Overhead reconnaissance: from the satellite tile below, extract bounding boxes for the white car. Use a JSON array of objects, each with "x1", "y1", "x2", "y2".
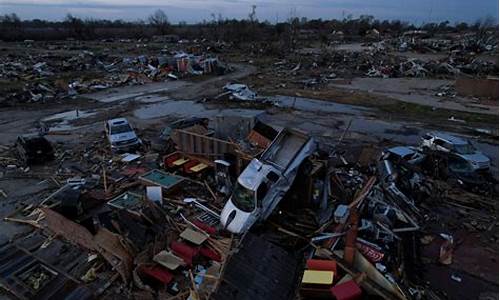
[
  {"x1": 105, "y1": 118, "x2": 142, "y2": 152},
  {"x1": 421, "y1": 132, "x2": 490, "y2": 170}
]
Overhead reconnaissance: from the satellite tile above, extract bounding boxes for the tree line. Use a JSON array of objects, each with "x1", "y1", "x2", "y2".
[{"x1": 0, "y1": 9, "x2": 496, "y2": 42}]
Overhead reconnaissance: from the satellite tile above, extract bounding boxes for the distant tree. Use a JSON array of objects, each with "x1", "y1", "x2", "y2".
[
  {"x1": 1, "y1": 13, "x2": 22, "y2": 32},
  {"x1": 0, "y1": 13, "x2": 489, "y2": 43},
  {"x1": 389, "y1": 20, "x2": 408, "y2": 34},
  {"x1": 1, "y1": 13, "x2": 21, "y2": 26},
  {"x1": 358, "y1": 15, "x2": 374, "y2": 35},
  {"x1": 148, "y1": 9, "x2": 170, "y2": 34},
  {"x1": 64, "y1": 13, "x2": 85, "y2": 39},
  {"x1": 474, "y1": 16, "x2": 496, "y2": 29},
  {"x1": 438, "y1": 20, "x2": 450, "y2": 31},
  {"x1": 84, "y1": 18, "x2": 98, "y2": 39},
  {"x1": 360, "y1": 15, "x2": 374, "y2": 24},
  {"x1": 455, "y1": 22, "x2": 469, "y2": 32},
  {"x1": 112, "y1": 19, "x2": 125, "y2": 27},
  {"x1": 249, "y1": 5, "x2": 257, "y2": 23},
  {"x1": 0, "y1": 13, "x2": 23, "y2": 40},
  {"x1": 474, "y1": 16, "x2": 497, "y2": 45},
  {"x1": 131, "y1": 20, "x2": 147, "y2": 39},
  {"x1": 422, "y1": 22, "x2": 437, "y2": 33}
]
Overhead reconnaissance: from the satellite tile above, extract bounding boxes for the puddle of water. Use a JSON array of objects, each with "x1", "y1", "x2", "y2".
[
  {"x1": 100, "y1": 91, "x2": 145, "y2": 103},
  {"x1": 263, "y1": 110, "x2": 499, "y2": 177},
  {"x1": 42, "y1": 110, "x2": 96, "y2": 122},
  {"x1": 271, "y1": 95, "x2": 370, "y2": 115},
  {"x1": 42, "y1": 109, "x2": 97, "y2": 132},
  {"x1": 133, "y1": 100, "x2": 263, "y2": 119},
  {"x1": 137, "y1": 95, "x2": 170, "y2": 103},
  {"x1": 132, "y1": 97, "x2": 498, "y2": 177},
  {"x1": 49, "y1": 124, "x2": 84, "y2": 131},
  {"x1": 88, "y1": 80, "x2": 187, "y2": 103},
  {"x1": 135, "y1": 95, "x2": 370, "y2": 120}
]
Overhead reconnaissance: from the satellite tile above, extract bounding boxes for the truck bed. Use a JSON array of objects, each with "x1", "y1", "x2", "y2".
[{"x1": 261, "y1": 129, "x2": 309, "y2": 171}]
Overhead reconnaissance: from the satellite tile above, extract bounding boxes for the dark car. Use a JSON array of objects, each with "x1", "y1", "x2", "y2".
[
  {"x1": 447, "y1": 154, "x2": 494, "y2": 194},
  {"x1": 15, "y1": 135, "x2": 54, "y2": 165}
]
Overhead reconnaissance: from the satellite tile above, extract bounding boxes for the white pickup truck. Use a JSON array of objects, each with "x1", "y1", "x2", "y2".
[
  {"x1": 421, "y1": 132, "x2": 490, "y2": 171},
  {"x1": 220, "y1": 128, "x2": 316, "y2": 234},
  {"x1": 105, "y1": 118, "x2": 142, "y2": 153}
]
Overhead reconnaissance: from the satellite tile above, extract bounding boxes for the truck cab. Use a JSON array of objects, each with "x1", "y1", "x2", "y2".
[
  {"x1": 221, "y1": 128, "x2": 316, "y2": 234},
  {"x1": 220, "y1": 159, "x2": 282, "y2": 233}
]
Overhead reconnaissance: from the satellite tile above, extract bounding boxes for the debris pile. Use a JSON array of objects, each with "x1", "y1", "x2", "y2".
[
  {"x1": 0, "y1": 49, "x2": 230, "y2": 105},
  {"x1": 246, "y1": 30, "x2": 498, "y2": 94},
  {"x1": 291, "y1": 46, "x2": 497, "y2": 80},
  {"x1": 0, "y1": 114, "x2": 495, "y2": 300},
  {"x1": 287, "y1": 139, "x2": 496, "y2": 299}
]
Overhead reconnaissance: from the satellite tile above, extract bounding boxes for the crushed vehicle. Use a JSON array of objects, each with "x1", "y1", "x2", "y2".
[
  {"x1": 15, "y1": 134, "x2": 54, "y2": 166},
  {"x1": 421, "y1": 132, "x2": 491, "y2": 170},
  {"x1": 382, "y1": 146, "x2": 426, "y2": 165},
  {"x1": 222, "y1": 83, "x2": 258, "y2": 101},
  {"x1": 105, "y1": 118, "x2": 142, "y2": 153},
  {"x1": 447, "y1": 157, "x2": 493, "y2": 192},
  {"x1": 220, "y1": 127, "x2": 316, "y2": 234}
]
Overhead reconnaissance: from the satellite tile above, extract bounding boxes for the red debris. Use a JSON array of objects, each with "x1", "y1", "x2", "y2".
[
  {"x1": 193, "y1": 220, "x2": 217, "y2": 235},
  {"x1": 141, "y1": 265, "x2": 173, "y2": 284},
  {"x1": 330, "y1": 280, "x2": 362, "y2": 300},
  {"x1": 306, "y1": 259, "x2": 337, "y2": 273},
  {"x1": 171, "y1": 241, "x2": 199, "y2": 265},
  {"x1": 200, "y1": 246, "x2": 222, "y2": 262},
  {"x1": 356, "y1": 242, "x2": 384, "y2": 263}
]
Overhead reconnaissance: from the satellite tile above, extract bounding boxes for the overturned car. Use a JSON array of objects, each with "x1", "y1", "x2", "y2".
[{"x1": 220, "y1": 128, "x2": 316, "y2": 234}]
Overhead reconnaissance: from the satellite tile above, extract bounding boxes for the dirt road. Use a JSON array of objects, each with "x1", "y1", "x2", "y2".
[
  {"x1": 84, "y1": 63, "x2": 257, "y2": 103},
  {"x1": 331, "y1": 77, "x2": 498, "y2": 115}
]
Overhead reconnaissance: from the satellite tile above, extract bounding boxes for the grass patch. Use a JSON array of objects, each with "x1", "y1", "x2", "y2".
[
  {"x1": 380, "y1": 101, "x2": 498, "y2": 125},
  {"x1": 255, "y1": 82, "x2": 498, "y2": 126}
]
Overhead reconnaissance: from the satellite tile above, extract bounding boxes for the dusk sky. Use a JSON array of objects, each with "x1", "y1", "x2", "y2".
[{"x1": 1, "y1": 0, "x2": 498, "y2": 24}]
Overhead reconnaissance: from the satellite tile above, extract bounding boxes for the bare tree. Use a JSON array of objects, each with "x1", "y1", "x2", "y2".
[
  {"x1": 0, "y1": 13, "x2": 23, "y2": 40},
  {"x1": 64, "y1": 13, "x2": 84, "y2": 39},
  {"x1": 286, "y1": 8, "x2": 299, "y2": 51},
  {"x1": 148, "y1": 9, "x2": 170, "y2": 34},
  {"x1": 474, "y1": 16, "x2": 496, "y2": 47},
  {"x1": 475, "y1": 15, "x2": 496, "y2": 30},
  {"x1": 249, "y1": 5, "x2": 257, "y2": 23}
]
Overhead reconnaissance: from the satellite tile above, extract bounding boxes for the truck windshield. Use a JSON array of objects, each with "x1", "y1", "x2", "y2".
[
  {"x1": 231, "y1": 182, "x2": 255, "y2": 213},
  {"x1": 454, "y1": 143, "x2": 475, "y2": 155},
  {"x1": 111, "y1": 124, "x2": 132, "y2": 134}
]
